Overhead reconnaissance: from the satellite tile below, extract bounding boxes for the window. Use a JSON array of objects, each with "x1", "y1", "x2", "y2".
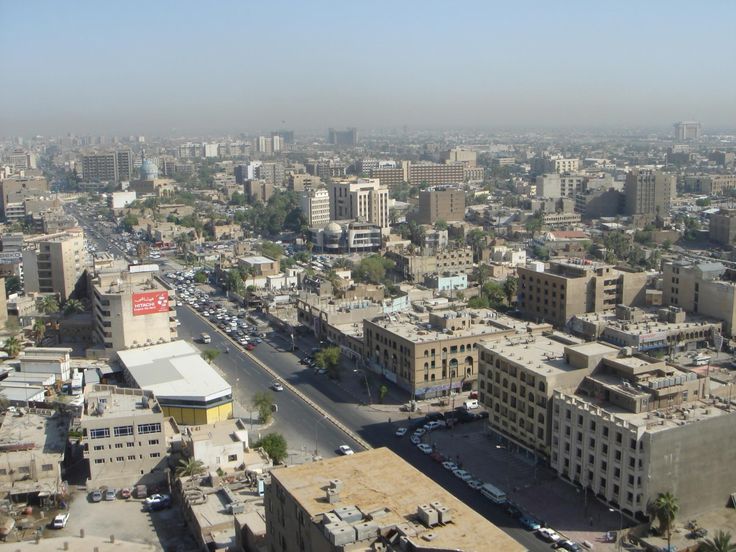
[
  {"x1": 42, "y1": 464, "x2": 54, "y2": 471},
  {"x1": 116, "y1": 456, "x2": 125, "y2": 462},
  {"x1": 128, "y1": 455, "x2": 136, "y2": 461},
  {"x1": 114, "y1": 443, "x2": 123, "y2": 449},
  {"x1": 150, "y1": 452, "x2": 161, "y2": 458},
  {"x1": 0, "y1": 469, "x2": 5, "y2": 475},
  {"x1": 228, "y1": 454, "x2": 238, "y2": 462},
  {"x1": 148, "y1": 439, "x2": 159, "y2": 446},
  {"x1": 126, "y1": 442, "x2": 135, "y2": 447},
  {"x1": 93, "y1": 445, "x2": 105, "y2": 451},
  {"x1": 90, "y1": 428, "x2": 110, "y2": 439},
  {"x1": 137, "y1": 423, "x2": 161, "y2": 435},
  {"x1": 114, "y1": 425, "x2": 134, "y2": 437},
  {"x1": 94, "y1": 459, "x2": 105, "y2": 464}
]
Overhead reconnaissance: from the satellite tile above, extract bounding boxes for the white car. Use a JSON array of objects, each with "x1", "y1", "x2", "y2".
[
  {"x1": 442, "y1": 461, "x2": 458, "y2": 471},
  {"x1": 413, "y1": 428, "x2": 426, "y2": 437},
  {"x1": 452, "y1": 469, "x2": 473, "y2": 482},
  {"x1": 537, "y1": 528, "x2": 562, "y2": 543},
  {"x1": 271, "y1": 382, "x2": 284, "y2": 392},
  {"x1": 410, "y1": 435, "x2": 421, "y2": 445},
  {"x1": 338, "y1": 445, "x2": 354, "y2": 456},
  {"x1": 467, "y1": 479, "x2": 484, "y2": 490},
  {"x1": 395, "y1": 427, "x2": 407, "y2": 437},
  {"x1": 52, "y1": 512, "x2": 70, "y2": 529},
  {"x1": 417, "y1": 443, "x2": 433, "y2": 454}
]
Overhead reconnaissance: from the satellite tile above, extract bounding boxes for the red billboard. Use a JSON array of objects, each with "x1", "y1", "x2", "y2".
[{"x1": 132, "y1": 291, "x2": 170, "y2": 316}]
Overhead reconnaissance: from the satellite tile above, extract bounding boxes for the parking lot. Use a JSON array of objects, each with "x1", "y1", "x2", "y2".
[{"x1": 58, "y1": 489, "x2": 197, "y2": 551}]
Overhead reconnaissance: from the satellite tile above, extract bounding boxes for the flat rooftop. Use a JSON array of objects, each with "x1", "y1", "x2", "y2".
[
  {"x1": 187, "y1": 418, "x2": 248, "y2": 445},
  {"x1": 271, "y1": 447, "x2": 523, "y2": 552},
  {"x1": 82, "y1": 385, "x2": 161, "y2": 419},
  {"x1": 575, "y1": 310, "x2": 721, "y2": 336},
  {"x1": 240, "y1": 255, "x2": 275, "y2": 265},
  {"x1": 118, "y1": 340, "x2": 231, "y2": 403}
]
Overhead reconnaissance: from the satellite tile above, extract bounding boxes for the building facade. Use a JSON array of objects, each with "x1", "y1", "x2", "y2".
[
  {"x1": 22, "y1": 229, "x2": 86, "y2": 299},
  {"x1": 624, "y1": 169, "x2": 675, "y2": 217},
  {"x1": 328, "y1": 178, "x2": 389, "y2": 232},
  {"x1": 708, "y1": 208, "x2": 736, "y2": 246},
  {"x1": 415, "y1": 186, "x2": 466, "y2": 224},
  {"x1": 401, "y1": 161, "x2": 464, "y2": 187},
  {"x1": 300, "y1": 187, "x2": 331, "y2": 228}
]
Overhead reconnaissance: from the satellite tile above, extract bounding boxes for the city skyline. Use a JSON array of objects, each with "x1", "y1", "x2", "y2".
[{"x1": 2, "y1": 0, "x2": 736, "y2": 135}]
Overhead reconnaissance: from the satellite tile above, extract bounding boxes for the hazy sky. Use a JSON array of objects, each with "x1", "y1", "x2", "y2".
[{"x1": 2, "y1": 0, "x2": 736, "y2": 136}]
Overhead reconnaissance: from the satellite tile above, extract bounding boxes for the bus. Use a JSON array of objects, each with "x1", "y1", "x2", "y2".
[{"x1": 480, "y1": 483, "x2": 507, "y2": 504}]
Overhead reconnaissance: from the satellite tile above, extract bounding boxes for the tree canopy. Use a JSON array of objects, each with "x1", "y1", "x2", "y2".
[
  {"x1": 353, "y1": 255, "x2": 395, "y2": 285},
  {"x1": 255, "y1": 433, "x2": 288, "y2": 464}
]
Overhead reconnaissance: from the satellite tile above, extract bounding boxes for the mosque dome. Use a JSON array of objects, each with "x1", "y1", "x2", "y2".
[
  {"x1": 324, "y1": 221, "x2": 342, "y2": 235},
  {"x1": 140, "y1": 159, "x2": 159, "y2": 180}
]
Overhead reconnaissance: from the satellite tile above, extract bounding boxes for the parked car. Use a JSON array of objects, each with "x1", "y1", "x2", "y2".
[
  {"x1": 90, "y1": 489, "x2": 103, "y2": 503},
  {"x1": 395, "y1": 427, "x2": 407, "y2": 437},
  {"x1": 467, "y1": 479, "x2": 484, "y2": 490},
  {"x1": 519, "y1": 515, "x2": 541, "y2": 531},
  {"x1": 452, "y1": 469, "x2": 473, "y2": 482},
  {"x1": 337, "y1": 445, "x2": 354, "y2": 455},
  {"x1": 410, "y1": 434, "x2": 421, "y2": 445},
  {"x1": 104, "y1": 488, "x2": 116, "y2": 501},
  {"x1": 417, "y1": 443, "x2": 433, "y2": 454},
  {"x1": 245, "y1": 343, "x2": 256, "y2": 351},
  {"x1": 537, "y1": 528, "x2": 562, "y2": 543},
  {"x1": 441, "y1": 461, "x2": 458, "y2": 471},
  {"x1": 120, "y1": 488, "x2": 131, "y2": 499},
  {"x1": 144, "y1": 494, "x2": 171, "y2": 511},
  {"x1": 52, "y1": 512, "x2": 70, "y2": 529},
  {"x1": 555, "y1": 540, "x2": 582, "y2": 552}
]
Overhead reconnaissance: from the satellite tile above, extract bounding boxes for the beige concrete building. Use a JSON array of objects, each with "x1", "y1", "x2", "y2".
[
  {"x1": 300, "y1": 187, "x2": 331, "y2": 228},
  {"x1": 401, "y1": 160, "x2": 465, "y2": 187},
  {"x1": 0, "y1": 175, "x2": 50, "y2": 221},
  {"x1": 22, "y1": 228, "x2": 87, "y2": 299},
  {"x1": 517, "y1": 262, "x2": 649, "y2": 327},
  {"x1": 709, "y1": 208, "x2": 736, "y2": 246},
  {"x1": 244, "y1": 179, "x2": 274, "y2": 203},
  {"x1": 368, "y1": 166, "x2": 404, "y2": 187},
  {"x1": 90, "y1": 262, "x2": 177, "y2": 352},
  {"x1": 441, "y1": 147, "x2": 477, "y2": 167},
  {"x1": 364, "y1": 309, "x2": 552, "y2": 398},
  {"x1": 81, "y1": 384, "x2": 169, "y2": 488},
  {"x1": 551, "y1": 355, "x2": 735, "y2": 519},
  {"x1": 81, "y1": 150, "x2": 133, "y2": 183},
  {"x1": 183, "y1": 419, "x2": 273, "y2": 474},
  {"x1": 414, "y1": 186, "x2": 466, "y2": 225},
  {"x1": 683, "y1": 174, "x2": 736, "y2": 195},
  {"x1": 265, "y1": 447, "x2": 524, "y2": 552},
  {"x1": 478, "y1": 337, "x2": 620, "y2": 458},
  {"x1": 238, "y1": 255, "x2": 280, "y2": 277},
  {"x1": 624, "y1": 169, "x2": 676, "y2": 217},
  {"x1": 328, "y1": 178, "x2": 389, "y2": 233},
  {"x1": 288, "y1": 172, "x2": 322, "y2": 192},
  {"x1": 386, "y1": 246, "x2": 474, "y2": 281}
]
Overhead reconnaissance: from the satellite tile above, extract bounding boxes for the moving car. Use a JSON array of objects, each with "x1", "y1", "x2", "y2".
[
  {"x1": 537, "y1": 528, "x2": 562, "y2": 543},
  {"x1": 394, "y1": 427, "x2": 407, "y2": 437},
  {"x1": 245, "y1": 343, "x2": 256, "y2": 351},
  {"x1": 271, "y1": 381, "x2": 284, "y2": 392},
  {"x1": 519, "y1": 515, "x2": 541, "y2": 531},
  {"x1": 337, "y1": 445, "x2": 354, "y2": 455},
  {"x1": 52, "y1": 512, "x2": 70, "y2": 529}
]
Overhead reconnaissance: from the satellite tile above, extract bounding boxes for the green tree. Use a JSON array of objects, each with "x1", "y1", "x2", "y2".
[
  {"x1": 39, "y1": 295, "x2": 60, "y2": 315},
  {"x1": 525, "y1": 213, "x2": 543, "y2": 238},
  {"x1": 121, "y1": 213, "x2": 139, "y2": 232},
  {"x1": 176, "y1": 457, "x2": 206, "y2": 478},
  {"x1": 434, "y1": 219, "x2": 448, "y2": 231},
  {"x1": 651, "y1": 491, "x2": 679, "y2": 551},
  {"x1": 4, "y1": 276, "x2": 21, "y2": 295},
  {"x1": 473, "y1": 264, "x2": 491, "y2": 287},
  {"x1": 378, "y1": 384, "x2": 389, "y2": 404},
  {"x1": 503, "y1": 276, "x2": 518, "y2": 306},
  {"x1": 467, "y1": 295, "x2": 490, "y2": 308},
  {"x1": 466, "y1": 228, "x2": 488, "y2": 261},
  {"x1": 314, "y1": 346, "x2": 342, "y2": 380},
  {"x1": 201, "y1": 349, "x2": 220, "y2": 364},
  {"x1": 354, "y1": 255, "x2": 395, "y2": 285},
  {"x1": 255, "y1": 433, "x2": 288, "y2": 464},
  {"x1": 252, "y1": 391, "x2": 274, "y2": 424},
  {"x1": 32, "y1": 319, "x2": 46, "y2": 345},
  {"x1": 482, "y1": 281, "x2": 506, "y2": 309},
  {"x1": 258, "y1": 241, "x2": 285, "y2": 259},
  {"x1": 63, "y1": 298, "x2": 85, "y2": 316},
  {"x1": 3, "y1": 336, "x2": 22, "y2": 358},
  {"x1": 226, "y1": 268, "x2": 245, "y2": 295},
  {"x1": 193, "y1": 271, "x2": 207, "y2": 284},
  {"x1": 332, "y1": 257, "x2": 353, "y2": 270},
  {"x1": 701, "y1": 531, "x2": 736, "y2": 552}
]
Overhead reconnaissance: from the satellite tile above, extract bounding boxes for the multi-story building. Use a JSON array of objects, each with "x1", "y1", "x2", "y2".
[
  {"x1": 0, "y1": 175, "x2": 49, "y2": 221},
  {"x1": 288, "y1": 172, "x2": 321, "y2": 191},
  {"x1": 81, "y1": 150, "x2": 133, "y2": 182},
  {"x1": 536, "y1": 173, "x2": 587, "y2": 199},
  {"x1": 541, "y1": 211, "x2": 582, "y2": 227},
  {"x1": 327, "y1": 127, "x2": 358, "y2": 147},
  {"x1": 531, "y1": 157, "x2": 580, "y2": 175},
  {"x1": 551, "y1": 354, "x2": 735, "y2": 519},
  {"x1": 5, "y1": 149, "x2": 36, "y2": 169},
  {"x1": 517, "y1": 262, "x2": 649, "y2": 327},
  {"x1": 22, "y1": 228, "x2": 86, "y2": 299},
  {"x1": 401, "y1": 161, "x2": 464, "y2": 187},
  {"x1": 464, "y1": 166, "x2": 485, "y2": 183},
  {"x1": 709, "y1": 208, "x2": 736, "y2": 246},
  {"x1": 386, "y1": 247, "x2": 474, "y2": 281},
  {"x1": 256, "y1": 162, "x2": 285, "y2": 186},
  {"x1": 265, "y1": 447, "x2": 524, "y2": 552},
  {"x1": 674, "y1": 121, "x2": 701, "y2": 141},
  {"x1": 441, "y1": 147, "x2": 477, "y2": 167},
  {"x1": 478, "y1": 337, "x2": 620, "y2": 458},
  {"x1": 414, "y1": 186, "x2": 466, "y2": 224},
  {"x1": 81, "y1": 384, "x2": 168, "y2": 488},
  {"x1": 306, "y1": 159, "x2": 348, "y2": 180},
  {"x1": 364, "y1": 309, "x2": 551, "y2": 398},
  {"x1": 369, "y1": 166, "x2": 404, "y2": 187},
  {"x1": 244, "y1": 179, "x2": 274, "y2": 203},
  {"x1": 300, "y1": 187, "x2": 331, "y2": 228},
  {"x1": 90, "y1": 262, "x2": 178, "y2": 352},
  {"x1": 662, "y1": 260, "x2": 736, "y2": 336},
  {"x1": 575, "y1": 187, "x2": 624, "y2": 219},
  {"x1": 237, "y1": 255, "x2": 280, "y2": 277},
  {"x1": 683, "y1": 174, "x2": 736, "y2": 195},
  {"x1": 624, "y1": 169, "x2": 676, "y2": 217},
  {"x1": 328, "y1": 178, "x2": 389, "y2": 233}
]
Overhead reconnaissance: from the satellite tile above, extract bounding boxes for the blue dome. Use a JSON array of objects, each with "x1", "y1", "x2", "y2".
[{"x1": 140, "y1": 159, "x2": 158, "y2": 180}]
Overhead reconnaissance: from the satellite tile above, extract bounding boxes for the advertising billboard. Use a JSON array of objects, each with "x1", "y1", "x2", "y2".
[{"x1": 132, "y1": 291, "x2": 169, "y2": 316}]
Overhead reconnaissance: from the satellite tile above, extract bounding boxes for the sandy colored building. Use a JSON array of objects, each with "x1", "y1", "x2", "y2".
[
  {"x1": 683, "y1": 174, "x2": 736, "y2": 195},
  {"x1": 265, "y1": 447, "x2": 524, "y2": 552},
  {"x1": 22, "y1": 228, "x2": 86, "y2": 299},
  {"x1": 401, "y1": 161, "x2": 465, "y2": 187},
  {"x1": 300, "y1": 187, "x2": 331, "y2": 228},
  {"x1": 328, "y1": 178, "x2": 389, "y2": 233},
  {"x1": 624, "y1": 169, "x2": 675, "y2": 217},
  {"x1": 386, "y1": 246, "x2": 474, "y2": 281},
  {"x1": 709, "y1": 208, "x2": 736, "y2": 246},
  {"x1": 414, "y1": 186, "x2": 466, "y2": 225}
]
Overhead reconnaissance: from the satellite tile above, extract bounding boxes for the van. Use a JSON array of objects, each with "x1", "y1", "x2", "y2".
[
  {"x1": 480, "y1": 483, "x2": 507, "y2": 504},
  {"x1": 463, "y1": 399, "x2": 479, "y2": 410},
  {"x1": 200, "y1": 333, "x2": 211, "y2": 344}
]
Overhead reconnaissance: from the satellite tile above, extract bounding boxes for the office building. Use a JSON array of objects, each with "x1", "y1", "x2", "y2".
[
  {"x1": 386, "y1": 247, "x2": 474, "y2": 281},
  {"x1": 709, "y1": 208, "x2": 736, "y2": 246},
  {"x1": 401, "y1": 161, "x2": 464, "y2": 187},
  {"x1": 531, "y1": 157, "x2": 580, "y2": 175},
  {"x1": 265, "y1": 447, "x2": 524, "y2": 552},
  {"x1": 327, "y1": 127, "x2": 358, "y2": 147},
  {"x1": 244, "y1": 179, "x2": 274, "y2": 203},
  {"x1": 81, "y1": 384, "x2": 168, "y2": 488},
  {"x1": 306, "y1": 159, "x2": 348, "y2": 180},
  {"x1": 369, "y1": 166, "x2": 405, "y2": 187},
  {"x1": 683, "y1": 174, "x2": 736, "y2": 195},
  {"x1": 551, "y1": 354, "x2": 735, "y2": 518},
  {"x1": 674, "y1": 121, "x2": 701, "y2": 141},
  {"x1": 5, "y1": 149, "x2": 36, "y2": 169},
  {"x1": 517, "y1": 262, "x2": 649, "y2": 327},
  {"x1": 90, "y1": 262, "x2": 178, "y2": 352},
  {"x1": 478, "y1": 337, "x2": 619, "y2": 458},
  {"x1": 300, "y1": 187, "x2": 331, "y2": 228},
  {"x1": 441, "y1": 147, "x2": 477, "y2": 167},
  {"x1": 22, "y1": 228, "x2": 86, "y2": 300},
  {"x1": 575, "y1": 187, "x2": 624, "y2": 219},
  {"x1": 257, "y1": 162, "x2": 285, "y2": 186},
  {"x1": 119, "y1": 340, "x2": 232, "y2": 425},
  {"x1": 81, "y1": 150, "x2": 133, "y2": 182},
  {"x1": 624, "y1": 169, "x2": 676, "y2": 217},
  {"x1": 271, "y1": 129, "x2": 294, "y2": 145},
  {"x1": 0, "y1": 175, "x2": 49, "y2": 221},
  {"x1": 309, "y1": 221, "x2": 383, "y2": 254},
  {"x1": 414, "y1": 186, "x2": 466, "y2": 225},
  {"x1": 536, "y1": 173, "x2": 587, "y2": 199},
  {"x1": 364, "y1": 309, "x2": 551, "y2": 398},
  {"x1": 288, "y1": 172, "x2": 321, "y2": 191},
  {"x1": 328, "y1": 178, "x2": 389, "y2": 232}
]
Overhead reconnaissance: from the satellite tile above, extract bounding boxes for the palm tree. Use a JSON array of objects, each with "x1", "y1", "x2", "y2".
[
  {"x1": 62, "y1": 299, "x2": 84, "y2": 316},
  {"x1": 701, "y1": 531, "x2": 736, "y2": 552},
  {"x1": 32, "y1": 319, "x2": 46, "y2": 345},
  {"x1": 3, "y1": 336, "x2": 22, "y2": 358},
  {"x1": 503, "y1": 276, "x2": 518, "y2": 306},
  {"x1": 651, "y1": 491, "x2": 679, "y2": 550},
  {"x1": 176, "y1": 457, "x2": 205, "y2": 478},
  {"x1": 39, "y1": 295, "x2": 59, "y2": 315}
]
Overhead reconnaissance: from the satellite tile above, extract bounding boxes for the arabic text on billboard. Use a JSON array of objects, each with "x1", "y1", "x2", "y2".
[{"x1": 132, "y1": 291, "x2": 169, "y2": 316}]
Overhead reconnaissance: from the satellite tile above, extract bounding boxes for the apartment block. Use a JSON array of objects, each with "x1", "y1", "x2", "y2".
[
  {"x1": 300, "y1": 187, "x2": 331, "y2": 228},
  {"x1": 414, "y1": 186, "x2": 466, "y2": 224},
  {"x1": 674, "y1": 121, "x2": 701, "y2": 141},
  {"x1": 244, "y1": 179, "x2": 274, "y2": 203},
  {"x1": 531, "y1": 157, "x2": 580, "y2": 175},
  {"x1": 551, "y1": 355, "x2": 734, "y2": 519},
  {"x1": 709, "y1": 208, "x2": 736, "y2": 246},
  {"x1": 288, "y1": 173, "x2": 322, "y2": 192},
  {"x1": 386, "y1": 247, "x2": 474, "y2": 281},
  {"x1": 517, "y1": 262, "x2": 649, "y2": 327},
  {"x1": 683, "y1": 175, "x2": 736, "y2": 195},
  {"x1": 22, "y1": 228, "x2": 86, "y2": 299},
  {"x1": 441, "y1": 147, "x2": 477, "y2": 167},
  {"x1": 265, "y1": 447, "x2": 524, "y2": 552},
  {"x1": 327, "y1": 127, "x2": 358, "y2": 147},
  {"x1": 90, "y1": 262, "x2": 177, "y2": 352},
  {"x1": 401, "y1": 161, "x2": 465, "y2": 187},
  {"x1": 81, "y1": 385, "x2": 168, "y2": 489},
  {"x1": 0, "y1": 175, "x2": 49, "y2": 221},
  {"x1": 368, "y1": 166, "x2": 404, "y2": 187},
  {"x1": 624, "y1": 169, "x2": 676, "y2": 217},
  {"x1": 328, "y1": 178, "x2": 389, "y2": 232},
  {"x1": 81, "y1": 150, "x2": 133, "y2": 182},
  {"x1": 364, "y1": 309, "x2": 551, "y2": 398},
  {"x1": 478, "y1": 337, "x2": 619, "y2": 458}
]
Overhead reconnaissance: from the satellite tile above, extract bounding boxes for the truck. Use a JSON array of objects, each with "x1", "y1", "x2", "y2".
[{"x1": 200, "y1": 333, "x2": 211, "y2": 344}]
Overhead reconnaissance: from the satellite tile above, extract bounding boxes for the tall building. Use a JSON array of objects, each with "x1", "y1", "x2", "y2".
[
  {"x1": 256, "y1": 162, "x2": 285, "y2": 186},
  {"x1": 244, "y1": 179, "x2": 274, "y2": 203},
  {"x1": 90, "y1": 262, "x2": 178, "y2": 352},
  {"x1": 401, "y1": 161, "x2": 464, "y2": 187},
  {"x1": 369, "y1": 166, "x2": 404, "y2": 187},
  {"x1": 299, "y1": 187, "x2": 331, "y2": 228},
  {"x1": 536, "y1": 173, "x2": 587, "y2": 199},
  {"x1": 265, "y1": 447, "x2": 524, "y2": 552},
  {"x1": 271, "y1": 130, "x2": 294, "y2": 145},
  {"x1": 327, "y1": 127, "x2": 358, "y2": 147},
  {"x1": 5, "y1": 149, "x2": 36, "y2": 170},
  {"x1": 624, "y1": 169, "x2": 675, "y2": 217},
  {"x1": 683, "y1": 174, "x2": 736, "y2": 195},
  {"x1": 674, "y1": 121, "x2": 701, "y2": 141},
  {"x1": 441, "y1": 147, "x2": 477, "y2": 167},
  {"x1": 415, "y1": 186, "x2": 466, "y2": 224},
  {"x1": 0, "y1": 175, "x2": 49, "y2": 221},
  {"x1": 22, "y1": 229, "x2": 86, "y2": 299},
  {"x1": 517, "y1": 262, "x2": 649, "y2": 327},
  {"x1": 531, "y1": 157, "x2": 580, "y2": 175},
  {"x1": 81, "y1": 150, "x2": 133, "y2": 182},
  {"x1": 328, "y1": 178, "x2": 389, "y2": 233},
  {"x1": 709, "y1": 209, "x2": 736, "y2": 246}
]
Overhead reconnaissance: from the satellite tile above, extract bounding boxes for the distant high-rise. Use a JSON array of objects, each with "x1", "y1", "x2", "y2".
[
  {"x1": 327, "y1": 127, "x2": 358, "y2": 147},
  {"x1": 271, "y1": 130, "x2": 294, "y2": 145},
  {"x1": 624, "y1": 169, "x2": 676, "y2": 217},
  {"x1": 81, "y1": 150, "x2": 133, "y2": 183},
  {"x1": 674, "y1": 121, "x2": 701, "y2": 141}
]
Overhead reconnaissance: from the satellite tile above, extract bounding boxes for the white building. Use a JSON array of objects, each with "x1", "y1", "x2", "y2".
[
  {"x1": 203, "y1": 143, "x2": 219, "y2": 158},
  {"x1": 19, "y1": 347, "x2": 72, "y2": 381},
  {"x1": 110, "y1": 191, "x2": 137, "y2": 210},
  {"x1": 299, "y1": 187, "x2": 330, "y2": 228},
  {"x1": 328, "y1": 178, "x2": 389, "y2": 234}
]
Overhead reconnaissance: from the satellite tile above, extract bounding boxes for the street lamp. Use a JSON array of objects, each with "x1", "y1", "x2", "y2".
[{"x1": 609, "y1": 507, "x2": 623, "y2": 551}]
